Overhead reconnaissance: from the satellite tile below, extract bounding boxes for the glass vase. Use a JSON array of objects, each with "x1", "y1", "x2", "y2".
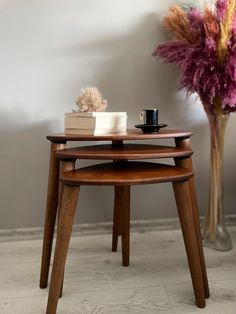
[{"x1": 202, "y1": 111, "x2": 232, "y2": 251}]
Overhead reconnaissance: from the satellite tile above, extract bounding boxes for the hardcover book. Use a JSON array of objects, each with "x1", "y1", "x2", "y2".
[
  {"x1": 64, "y1": 112, "x2": 127, "y2": 131},
  {"x1": 64, "y1": 128, "x2": 126, "y2": 135},
  {"x1": 65, "y1": 112, "x2": 127, "y2": 117}
]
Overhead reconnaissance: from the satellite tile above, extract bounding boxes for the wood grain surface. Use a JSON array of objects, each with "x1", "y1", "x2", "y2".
[
  {"x1": 47, "y1": 129, "x2": 192, "y2": 143},
  {"x1": 56, "y1": 144, "x2": 193, "y2": 160},
  {"x1": 39, "y1": 142, "x2": 66, "y2": 289},
  {"x1": 60, "y1": 162, "x2": 193, "y2": 186}
]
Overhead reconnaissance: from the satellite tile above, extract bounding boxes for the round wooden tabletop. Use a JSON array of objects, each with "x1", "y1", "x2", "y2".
[
  {"x1": 60, "y1": 161, "x2": 194, "y2": 186},
  {"x1": 56, "y1": 144, "x2": 193, "y2": 160},
  {"x1": 47, "y1": 129, "x2": 192, "y2": 143}
]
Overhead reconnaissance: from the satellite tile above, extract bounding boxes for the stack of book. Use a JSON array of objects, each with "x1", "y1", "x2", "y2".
[{"x1": 64, "y1": 112, "x2": 127, "y2": 135}]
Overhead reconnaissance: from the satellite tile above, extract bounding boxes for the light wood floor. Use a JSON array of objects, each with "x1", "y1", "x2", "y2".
[{"x1": 0, "y1": 225, "x2": 236, "y2": 314}]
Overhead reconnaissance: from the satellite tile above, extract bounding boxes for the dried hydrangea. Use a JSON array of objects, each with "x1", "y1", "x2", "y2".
[{"x1": 74, "y1": 87, "x2": 108, "y2": 112}]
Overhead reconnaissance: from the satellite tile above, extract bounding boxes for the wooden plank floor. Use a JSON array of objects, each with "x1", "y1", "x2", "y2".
[{"x1": 0, "y1": 226, "x2": 236, "y2": 314}]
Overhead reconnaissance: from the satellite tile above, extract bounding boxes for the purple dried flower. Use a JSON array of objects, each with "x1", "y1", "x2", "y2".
[
  {"x1": 224, "y1": 50, "x2": 236, "y2": 81},
  {"x1": 232, "y1": 13, "x2": 236, "y2": 36},
  {"x1": 222, "y1": 84, "x2": 236, "y2": 104},
  {"x1": 220, "y1": 49, "x2": 236, "y2": 109},
  {"x1": 153, "y1": 41, "x2": 195, "y2": 65},
  {"x1": 153, "y1": 1, "x2": 236, "y2": 114},
  {"x1": 205, "y1": 37, "x2": 216, "y2": 52},
  {"x1": 224, "y1": 103, "x2": 236, "y2": 112},
  {"x1": 181, "y1": 47, "x2": 221, "y2": 105},
  {"x1": 154, "y1": 39, "x2": 222, "y2": 107},
  {"x1": 216, "y1": 0, "x2": 228, "y2": 21},
  {"x1": 187, "y1": 8, "x2": 205, "y2": 37}
]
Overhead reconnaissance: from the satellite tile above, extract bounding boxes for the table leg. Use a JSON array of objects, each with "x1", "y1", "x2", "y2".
[
  {"x1": 58, "y1": 159, "x2": 76, "y2": 298},
  {"x1": 173, "y1": 180, "x2": 205, "y2": 308},
  {"x1": 111, "y1": 143, "x2": 124, "y2": 253},
  {"x1": 120, "y1": 185, "x2": 130, "y2": 267},
  {"x1": 175, "y1": 138, "x2": 209, "y2": 298},
  {"x1": 46, "y1": 185, "x2": 80, "y2": 314},
  {"x1": 112, "y1": 186, "x2": 122, "y2": 252},
  {"x1": 112, "y1": 185, "x2": 130, "y2": 266},
  {"x1": 40, "y1": 142, "x2": 66, "y2": 289}
]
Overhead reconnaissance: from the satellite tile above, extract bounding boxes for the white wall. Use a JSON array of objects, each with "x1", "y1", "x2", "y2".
[{"x1": 0, "y1": 0, "x2": 236, "y2": 229}]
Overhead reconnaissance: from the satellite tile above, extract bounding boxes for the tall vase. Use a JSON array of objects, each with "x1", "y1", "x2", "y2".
[{"x1": 202, "y1": 110, "x2": 232, "y2": 251}]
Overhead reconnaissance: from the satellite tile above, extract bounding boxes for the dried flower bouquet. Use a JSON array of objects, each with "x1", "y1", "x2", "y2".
[{"x1": 153, "y1": 0, "x2": 236, "y2": 250}]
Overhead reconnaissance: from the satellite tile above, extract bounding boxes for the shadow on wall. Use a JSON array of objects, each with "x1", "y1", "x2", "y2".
[
  {"x1": 65, "y1": 14, "x2": 183, "y2": 125},
  {"x1": 0, "y1": 108, "x2": 56, "y2": 229}
]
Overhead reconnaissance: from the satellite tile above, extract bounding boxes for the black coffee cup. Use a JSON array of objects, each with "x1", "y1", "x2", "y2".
[{"x1": 140, "y1": 109, "x2": 158, "y2": 125}]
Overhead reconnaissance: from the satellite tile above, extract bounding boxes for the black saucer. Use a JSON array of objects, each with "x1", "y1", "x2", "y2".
[{"x1": 135, "y1": 124, "x2": 167, "y2": 134}]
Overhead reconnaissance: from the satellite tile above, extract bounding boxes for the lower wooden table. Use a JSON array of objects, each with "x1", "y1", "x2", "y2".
[{"x1": 40, "y1": 129, "x2": 209, "y2": 304}]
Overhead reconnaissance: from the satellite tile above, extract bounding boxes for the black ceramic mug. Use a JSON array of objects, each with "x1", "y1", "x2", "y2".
[{"x1": 140, "y1": 109, "x2": 159, "y2": 125}]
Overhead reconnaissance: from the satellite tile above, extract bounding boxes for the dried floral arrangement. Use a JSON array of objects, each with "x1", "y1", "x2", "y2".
[
  {"x1": 153, "y1": 0, "x2": 236, "y2": 115},
  {"x1": 152, "y1": 0, "x2": 236, "y2": 251},
  {"x1": 74, "y1": 87, "x2": 108, "y2": 112}
]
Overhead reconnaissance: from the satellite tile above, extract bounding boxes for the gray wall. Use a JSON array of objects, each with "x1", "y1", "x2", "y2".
[{"x1": 0, "y1": 0, "x2": 236, "y2": 229}]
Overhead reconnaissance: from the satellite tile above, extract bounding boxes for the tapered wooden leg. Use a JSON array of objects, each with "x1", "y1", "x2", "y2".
[
  {"x1": 112, "y1": 186, "x2": 122, "y2": 252},
  {"x1": 46, "y1": 185, "x2": 80, "y2": 314},
  {"x1": 120, "y1": 185, "x2": 130, "y2": 266},
  {"x1": 57, "y1": 160, "x2": 76, "y2": 298},
  {"x1": 112, "y1": 186, "x2": 130, "y2": 266},
  {"x1": 174, "y1": 138, "x2": 210, "y2": 299},
  {"x1": 173, "y1": 180, "x2": 205, "y2": 308},
  {"x1": 188, "y1": 178, "x2": 210, "y2": 298},
  {"x1": 57, "y1": 160, "x2": 76, "y2": 222},
  {"x1": 40, "y1": 142, "x2": 65, "y2": 289}
]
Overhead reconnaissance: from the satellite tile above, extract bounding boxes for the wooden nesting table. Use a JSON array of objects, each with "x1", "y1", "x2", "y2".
[{"x1": 40, "y1": 129, "x2": 209, "y2": 312}]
